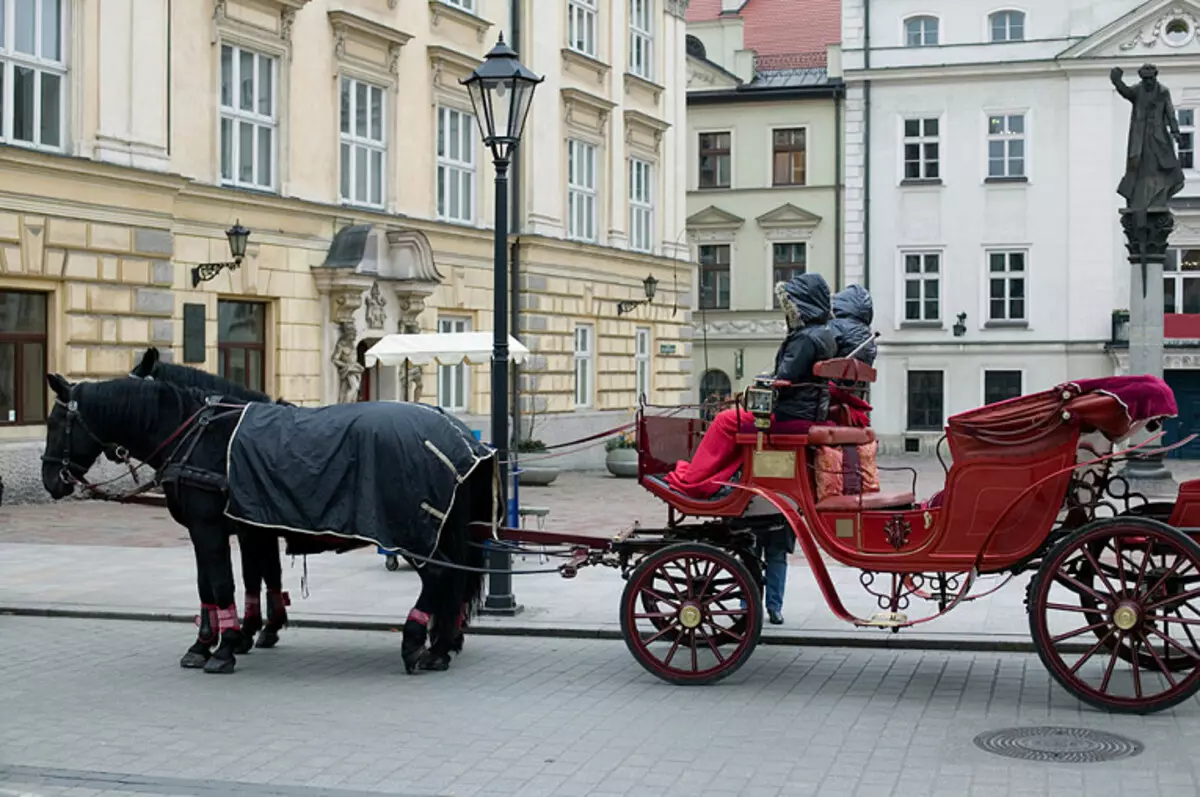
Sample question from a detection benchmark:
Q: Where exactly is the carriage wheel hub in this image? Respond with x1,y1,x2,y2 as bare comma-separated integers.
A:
678,603,703,629
1112,603,1140,631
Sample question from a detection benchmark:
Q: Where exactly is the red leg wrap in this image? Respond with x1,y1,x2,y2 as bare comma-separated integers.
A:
216,604,241,632
408,608,431,626
268,589,291,607
195,604,219,644
244,593,262,618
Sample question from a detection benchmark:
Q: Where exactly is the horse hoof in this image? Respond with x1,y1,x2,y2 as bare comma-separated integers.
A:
256,628,280,649
233,635,255,655
180,651,209,669
417,651,451,672
203,656,236,674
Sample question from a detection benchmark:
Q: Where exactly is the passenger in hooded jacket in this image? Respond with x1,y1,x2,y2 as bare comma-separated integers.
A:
665,273,837,499
829,284,877,364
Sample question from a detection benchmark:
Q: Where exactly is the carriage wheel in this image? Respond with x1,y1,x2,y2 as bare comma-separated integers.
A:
1028,517,1200,714
621,543,762,685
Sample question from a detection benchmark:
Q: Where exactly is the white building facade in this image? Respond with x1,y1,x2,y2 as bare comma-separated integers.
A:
841,0,1200,454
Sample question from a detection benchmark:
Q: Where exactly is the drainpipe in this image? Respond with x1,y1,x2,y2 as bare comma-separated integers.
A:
509,0,523,442
862,0,872,290
834,83,843,292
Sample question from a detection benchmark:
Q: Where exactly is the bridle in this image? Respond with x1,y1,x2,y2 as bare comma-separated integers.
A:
40,386,136,493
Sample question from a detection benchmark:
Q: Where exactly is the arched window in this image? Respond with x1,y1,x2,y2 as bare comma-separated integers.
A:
685,34,707,60
699,369,733,421
989,9,1025,42
904,15,939,47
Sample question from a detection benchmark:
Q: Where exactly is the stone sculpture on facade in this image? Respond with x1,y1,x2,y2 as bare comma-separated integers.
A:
331,319,364,405
365,281,387,330
397,294,425,403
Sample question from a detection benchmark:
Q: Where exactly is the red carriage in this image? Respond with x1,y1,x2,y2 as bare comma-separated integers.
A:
491,359,1200,714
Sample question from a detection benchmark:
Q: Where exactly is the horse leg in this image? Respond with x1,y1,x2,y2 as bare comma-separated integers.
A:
258,534,289,650
188,522,245,674
417,568,460,672
401,568,437,675
235,529,263,654
181,551,219,669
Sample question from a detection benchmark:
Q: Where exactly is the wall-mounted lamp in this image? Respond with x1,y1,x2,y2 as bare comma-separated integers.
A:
953,312,967,337
617,274,659,315
191,221,251,288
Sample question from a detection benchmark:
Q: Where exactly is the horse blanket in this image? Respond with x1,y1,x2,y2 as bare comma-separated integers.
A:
224,401,497,554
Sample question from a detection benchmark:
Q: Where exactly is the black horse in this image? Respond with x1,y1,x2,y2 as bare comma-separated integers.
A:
41,373,489,675
128,347,291,655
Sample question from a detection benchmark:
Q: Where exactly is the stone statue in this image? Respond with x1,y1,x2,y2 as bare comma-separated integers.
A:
1111,64,1185,218
364,282,387,330
331,319,364,404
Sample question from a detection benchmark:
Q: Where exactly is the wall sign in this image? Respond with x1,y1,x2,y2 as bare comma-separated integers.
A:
659,343,676,355
182,303,206,363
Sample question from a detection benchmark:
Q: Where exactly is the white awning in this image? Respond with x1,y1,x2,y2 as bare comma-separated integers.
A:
362,332,530,367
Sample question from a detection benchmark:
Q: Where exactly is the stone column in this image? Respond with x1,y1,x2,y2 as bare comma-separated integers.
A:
395,292,428,403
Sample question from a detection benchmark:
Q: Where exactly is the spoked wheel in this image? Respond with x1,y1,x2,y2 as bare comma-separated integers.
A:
1029,518,1200,713
621,543,762,685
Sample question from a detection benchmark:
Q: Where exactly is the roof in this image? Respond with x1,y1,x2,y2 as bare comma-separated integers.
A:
686,0,841,66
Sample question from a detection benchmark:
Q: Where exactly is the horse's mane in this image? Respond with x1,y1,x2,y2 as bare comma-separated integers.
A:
76,377,246,439
149,360,273,403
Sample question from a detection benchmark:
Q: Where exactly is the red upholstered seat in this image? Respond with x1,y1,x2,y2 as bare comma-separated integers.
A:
807,426,875,446
816,491,915,511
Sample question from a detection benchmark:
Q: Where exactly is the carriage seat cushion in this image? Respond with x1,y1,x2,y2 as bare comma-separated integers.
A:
813,440,880,503
816,490,915,511
807,426,875,446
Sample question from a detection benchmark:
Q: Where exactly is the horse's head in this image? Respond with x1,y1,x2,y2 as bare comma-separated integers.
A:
41,374,108,499
130,347,160,380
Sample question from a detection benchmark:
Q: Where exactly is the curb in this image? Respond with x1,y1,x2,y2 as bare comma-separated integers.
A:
0,604,1078,654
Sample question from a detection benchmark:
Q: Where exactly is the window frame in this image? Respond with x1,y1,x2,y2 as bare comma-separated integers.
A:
216,299,268,394
988,9,1026,42
441,0,476,10
635,326,651,403
574,323,594,408
0,289,49,426
985,110,1027,181
770,126,808,187
697,130,732,189
629,0,653,80
771,242,807,307
1179,108,1196,172
567,137,598,243
903,15,940,47
339,75,388,210
436,315,472,411
1,0,69,152
982,368,1024,406
906,369,945,432
1164,248,1200,314
628,156,654,253
900,250,942,325
698,243,732,311
219,42,279,192
568,0,598,58
436,104,477,224
901,115,941,183
985,249,1028,324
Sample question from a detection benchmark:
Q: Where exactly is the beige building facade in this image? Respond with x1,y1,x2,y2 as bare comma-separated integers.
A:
0,0,695,500
684,14,844,403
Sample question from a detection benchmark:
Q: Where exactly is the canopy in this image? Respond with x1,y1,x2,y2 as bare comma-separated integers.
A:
362,332,530,367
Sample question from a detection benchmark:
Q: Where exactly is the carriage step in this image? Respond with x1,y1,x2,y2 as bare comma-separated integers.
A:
862,611,908,628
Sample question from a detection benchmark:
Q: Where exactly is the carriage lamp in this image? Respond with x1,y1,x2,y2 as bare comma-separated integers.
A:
744,381,775,430
191,221,251,288
617,274,659,316
953,312,967,337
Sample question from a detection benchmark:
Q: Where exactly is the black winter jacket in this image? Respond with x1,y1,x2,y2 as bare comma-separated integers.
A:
771,273,837,423
829,284,877,365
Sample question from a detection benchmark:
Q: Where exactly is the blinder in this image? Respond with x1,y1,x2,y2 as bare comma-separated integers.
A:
40,386,130,488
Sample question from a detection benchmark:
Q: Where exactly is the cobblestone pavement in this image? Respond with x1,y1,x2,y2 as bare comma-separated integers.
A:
3,616,1200,797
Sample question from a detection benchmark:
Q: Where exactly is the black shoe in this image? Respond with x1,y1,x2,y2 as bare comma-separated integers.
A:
768,610,784,625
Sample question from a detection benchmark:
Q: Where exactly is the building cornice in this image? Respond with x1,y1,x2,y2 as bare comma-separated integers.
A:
844,55,1200,84
687,83,842,104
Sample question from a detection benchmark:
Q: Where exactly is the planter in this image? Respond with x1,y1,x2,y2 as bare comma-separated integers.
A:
517,465,559,486
606,448,639,478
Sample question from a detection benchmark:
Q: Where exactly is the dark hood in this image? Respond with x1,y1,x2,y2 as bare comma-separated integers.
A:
775,273,831,329
832,284,873,325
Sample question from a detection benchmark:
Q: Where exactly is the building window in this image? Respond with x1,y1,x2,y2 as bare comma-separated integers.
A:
635,327,651,402
217,300,267,393
437,106,476,223
629,0,653,80
988,251,1027,322
220,44,277,190
568,0,597,57
0,290,47,425
984,370,1023,405
698,132,731,189
574,324,593,407
903,252,940,322
698,244,731,310
903,118,940,180
2,0,66,150
1179,109,1195,170
568,138,598,242
772,128,807,186
629,157,653,253
906,370,944,431
989,10,1025,42
340,77,386,208
1165,249,1200,314
772,243,807,306
904,15,939,47
437,316,471,411
442,0,475,9
987,113,1026,179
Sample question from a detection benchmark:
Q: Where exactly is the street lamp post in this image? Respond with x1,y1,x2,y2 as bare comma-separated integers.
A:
191,221,251,288
461,35,543,614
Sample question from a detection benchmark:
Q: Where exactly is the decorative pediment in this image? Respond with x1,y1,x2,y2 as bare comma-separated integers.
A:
428,44,482,89
1059,0,1200,59
687,205,745,230
624,109,671,155
686,54,741,92
212,0,312,48
313,224,443,285
428,0,492,43
562,87,616,135
756,203,822,241
328,9,412,78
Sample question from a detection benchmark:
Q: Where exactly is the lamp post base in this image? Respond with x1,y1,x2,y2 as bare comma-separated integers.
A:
1121,454,1177,500
480,597,525,616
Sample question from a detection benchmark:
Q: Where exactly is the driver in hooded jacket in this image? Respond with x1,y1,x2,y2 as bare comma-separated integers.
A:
828,284,877,365
665,273,836,498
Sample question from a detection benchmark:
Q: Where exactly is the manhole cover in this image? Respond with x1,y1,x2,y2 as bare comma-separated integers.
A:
973,727,1144,763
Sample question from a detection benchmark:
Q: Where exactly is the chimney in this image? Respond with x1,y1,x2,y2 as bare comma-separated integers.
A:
721,0,744,13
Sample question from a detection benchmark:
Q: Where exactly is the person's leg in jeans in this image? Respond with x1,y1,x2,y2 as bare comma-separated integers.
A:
762,527,789,625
